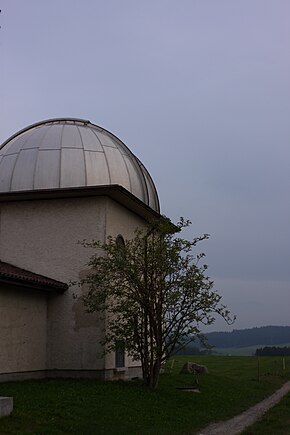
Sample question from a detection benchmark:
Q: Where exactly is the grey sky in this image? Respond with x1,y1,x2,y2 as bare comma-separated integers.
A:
1,0,290,331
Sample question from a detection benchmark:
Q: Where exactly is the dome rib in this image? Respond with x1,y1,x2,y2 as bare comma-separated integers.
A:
90,128,112,184
32,124,51,189
76,125,87,186
0,118,160,212
58,124,64,189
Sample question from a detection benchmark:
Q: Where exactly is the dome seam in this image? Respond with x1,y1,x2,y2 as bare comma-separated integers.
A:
90,129,112,185
32,125,52,190
9,129,36,192
76,126,87,186
59,125,65,188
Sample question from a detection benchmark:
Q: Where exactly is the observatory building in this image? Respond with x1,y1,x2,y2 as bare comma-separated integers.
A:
0,118,160,381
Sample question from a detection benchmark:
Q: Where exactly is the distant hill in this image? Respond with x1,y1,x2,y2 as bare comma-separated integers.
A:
204,326,290,349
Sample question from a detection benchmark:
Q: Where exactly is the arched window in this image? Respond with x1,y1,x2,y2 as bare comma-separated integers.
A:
116,234,125,247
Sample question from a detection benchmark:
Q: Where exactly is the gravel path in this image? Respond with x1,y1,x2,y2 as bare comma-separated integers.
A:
196,380,290,435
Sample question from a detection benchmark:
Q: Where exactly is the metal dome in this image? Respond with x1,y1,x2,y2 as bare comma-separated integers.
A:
0,118,160,212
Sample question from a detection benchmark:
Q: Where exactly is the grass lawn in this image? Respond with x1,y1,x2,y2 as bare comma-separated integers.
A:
242,392,290,435
0,356,289,434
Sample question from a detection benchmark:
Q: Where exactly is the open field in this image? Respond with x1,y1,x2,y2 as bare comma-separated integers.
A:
212,342,290,356
0,356,289,434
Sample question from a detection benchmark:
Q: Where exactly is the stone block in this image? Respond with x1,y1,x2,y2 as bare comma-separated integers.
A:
180,362,208,374
0,397,13,417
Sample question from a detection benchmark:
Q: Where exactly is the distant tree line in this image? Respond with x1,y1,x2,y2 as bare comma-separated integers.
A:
255,346,290,356
175,346,213,356
204,326,290,349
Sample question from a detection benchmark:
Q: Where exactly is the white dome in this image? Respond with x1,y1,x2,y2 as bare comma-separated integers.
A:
0,118,160,212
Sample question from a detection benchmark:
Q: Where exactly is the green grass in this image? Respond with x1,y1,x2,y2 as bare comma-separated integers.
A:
0,356,289,434
242,392,290,434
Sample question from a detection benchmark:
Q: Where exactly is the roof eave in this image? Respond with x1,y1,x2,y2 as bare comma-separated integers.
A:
0,275,68,293
0,185,162,223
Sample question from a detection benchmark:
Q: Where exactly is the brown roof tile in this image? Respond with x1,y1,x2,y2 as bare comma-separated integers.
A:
0,261,68,292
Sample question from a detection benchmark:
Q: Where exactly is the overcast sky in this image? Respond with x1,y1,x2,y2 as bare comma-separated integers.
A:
1,1,290,331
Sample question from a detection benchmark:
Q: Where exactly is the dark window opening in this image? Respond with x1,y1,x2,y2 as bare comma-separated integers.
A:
116,234,125,247
115,339,125,368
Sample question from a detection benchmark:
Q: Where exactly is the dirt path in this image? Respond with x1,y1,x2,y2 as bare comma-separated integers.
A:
196,380,290,435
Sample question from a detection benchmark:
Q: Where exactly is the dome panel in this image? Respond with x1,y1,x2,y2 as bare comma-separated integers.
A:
139,163,160,211
123,155,145,202
0,154,17,191
22,126,50,150
103,146,130,191
11,149,39,191
60,148,86,188
78,127,103,152
95,130,117,148
62,125,82,149
39,125,62,150
84,151,110,185
2,133,30,156
34,150,61,189
0,118,160,212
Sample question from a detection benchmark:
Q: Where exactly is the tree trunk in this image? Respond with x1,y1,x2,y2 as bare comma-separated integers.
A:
147,359,162,389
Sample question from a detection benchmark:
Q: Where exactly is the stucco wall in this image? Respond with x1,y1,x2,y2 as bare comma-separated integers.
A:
0,195,149,376
0,285,47,374
104,198,148,371
0,197,107,371
105,198,147,240
0,197,106,282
